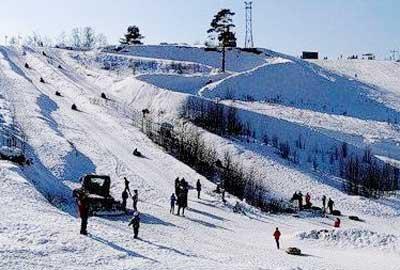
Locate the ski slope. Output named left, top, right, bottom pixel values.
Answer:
left=1, top=45, right=400, bottom=270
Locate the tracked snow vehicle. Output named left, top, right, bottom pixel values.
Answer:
left=73, top=174, right=124, bottom=216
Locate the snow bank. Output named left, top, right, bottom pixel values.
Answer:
left=298, top=228, right=399, bottom=251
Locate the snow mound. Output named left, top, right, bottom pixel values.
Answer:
left=298, top=228, right=399, bottom=251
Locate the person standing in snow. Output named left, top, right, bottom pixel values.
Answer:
left=77, top=195, right=89, bottom=235
left=327, top=198, right=334, bottom=214
left=124, top=177, right=132, bottom=197
left=322, top=195, right=327, bottom=212
left=177, top=187, right=188, bottom=216
left=273, top=227, right=281, bottom=249
left=196, top=179, right=202, bottom=199
left=128, top=211, right=141, bottom=239
left=305, top=192, right=311, bottom=208
left=298, top=192, right=303, bottom=210
left=334, top=217, right=341, bottom=228
left=174, top=177, right=180, bottom=196
left=122, top=189, right=129, bottom=213
left=132, top=189, right=139, bottom=211
left=170, top=193, right=176, bottom=214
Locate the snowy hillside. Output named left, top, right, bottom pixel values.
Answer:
left=1, top=44, right=400, bottom=270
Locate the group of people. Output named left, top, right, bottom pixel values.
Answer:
left=291, top=192, right=336, bottom=215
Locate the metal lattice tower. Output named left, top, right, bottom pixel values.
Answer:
left=245, top=1, right=254, bottom=48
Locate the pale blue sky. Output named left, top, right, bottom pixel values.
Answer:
left=0, top=0, right=398, bottom=59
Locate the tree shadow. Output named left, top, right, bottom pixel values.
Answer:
left=89, top=234, right=158, bottom=262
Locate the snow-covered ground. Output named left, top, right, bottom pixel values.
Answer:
left=1, top=45, right=400, bottom=270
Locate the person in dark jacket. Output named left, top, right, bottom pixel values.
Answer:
left=77, top=196, right=89, bottom=235
left=122, top=189, right=129, bottom=213
left=174, top=177, right=180, bottom=196
left=273, top=227, right=281, bottom=249
left=124, top=177, right=132, bottom=197
left=170, top=193, right=176, bottom=214
left=132, top=189, right=138, bottom=211
left=327, top=198, right=334, bottom=214
left=196, top=179, right=202, bottom=199
left=128, top=211, right=141, bottom=239
left=177, top=188, right=188, bottom=216
left=322, top=195, right=327, bottom=211
left=298, top=192, right=303, bottom=210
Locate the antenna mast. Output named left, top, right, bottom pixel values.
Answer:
left=245, top=1, right=254, bottom=48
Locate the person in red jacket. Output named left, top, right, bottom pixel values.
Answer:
left=273, top=227, right=281, bottom=249
left=77, top=196, right=89, bottom=235
left=334, top=218, right=341, bottom=228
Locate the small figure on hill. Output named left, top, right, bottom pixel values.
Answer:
left=124, top=177, right=132, bottom=197
left=133, top=148, right=142, bottom=157
left=221, top=188, right=226, bottom=203
left=273, top=227, right=281, bottom=249
left=121, top=189, right=129, bottom=213
left=233, top=201, right=242, bottom=213
left=132, top=189, right=138, bottom=211
left=42, top=51, right=47, bottom=57
left=334, top=217, right=341, bottom=228
left=77, top=194, right=89, bottom=235
left=40, top=77, right=45, bottom=83
left=58, top=65, right=63, bottom=69
left=327, top=198, right=334, bottom=214
left=305, top=192, right=312, bottom=208
left=170, top=193, right=176, bottom=214
left=55, top=91, right=62, bottom=97
left=322, top=195, right=327, bottom=212
left=298, top=192, right=303, bottom=210
left=196, top=179, right=202, bottom=199
left=101, top=92, right=107, bottom=99
left=71, top=104, right=78, bottom=111
left=174, top=177, right=181, bottom=196
left=24, top=63, right=30, bottom=69
left=128, top=211, right=141, bottom=239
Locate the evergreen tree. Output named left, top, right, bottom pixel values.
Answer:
left=207, top=9, right=237, bottom=71
left=120, top=26, right=144, bottom=45
left=207, top=9, right=237, bottom=48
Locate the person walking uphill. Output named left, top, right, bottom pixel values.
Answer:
left=273, top=228, right=281, bottom=249
left=128, top=211, right=141, bottom=239
left=196, top=179, right=202, bottom=199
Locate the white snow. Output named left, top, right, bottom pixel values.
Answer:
left=1, top=44, right=400, bottom=270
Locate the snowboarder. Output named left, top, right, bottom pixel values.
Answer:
left=196, top=179, right=202, bottom=199
left=77, top=195, right=89, bottom=235
left=334, top=217, right=341, bottom=228
left=170, top=193, right=176, bottom=214
left=322, top=195, right=327, bottom=212
left=124, top=177, right=132, bottom=197
left=128, top=211, right=141, bottom=239
left=305, top=193, right=311, bottom=208
left=132, top=189, right=138, bottom=211
left=273, top=227, right=281, bottom=249
left=327, top=198, right=334, bottom=214
left=121, top=189, right=129, bottom=213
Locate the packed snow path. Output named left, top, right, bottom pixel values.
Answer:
left=1, top=46, right=400, bottom=270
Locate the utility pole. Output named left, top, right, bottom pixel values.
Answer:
left=245, top=1, right=254, bottom=48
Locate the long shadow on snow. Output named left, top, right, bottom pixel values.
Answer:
left=188, top=206, right=229, bottom=222
left=36, top=94, right=96, bottom=181
left=139, top=239, right=195, bottom=258
left=185, top=216, right=230, bottom=231
left=89, top=234, right=159, bottom=262
left=102, top=212, right=180, bottom=228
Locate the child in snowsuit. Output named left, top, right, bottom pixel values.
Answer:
left=170, top=193, right=176, bottom=214
left=128, top=212, right=141, bottom=239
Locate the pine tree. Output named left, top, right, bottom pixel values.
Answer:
left=207, top=9, right=237, bottom=72
left=120, top=26, right=144, bottom=45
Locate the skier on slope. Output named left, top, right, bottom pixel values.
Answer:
left=128, top=211, right=141, bottom=239
left=273, top=227, right=281, bottom=250
left=196, top=179, right=202, bottom=199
